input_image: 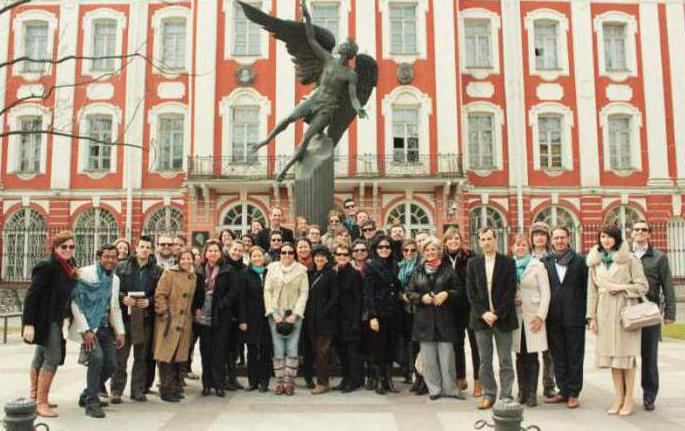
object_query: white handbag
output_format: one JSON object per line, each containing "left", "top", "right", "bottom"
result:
{"left": 621, "top": 295, "right": 662, "bottom": 331}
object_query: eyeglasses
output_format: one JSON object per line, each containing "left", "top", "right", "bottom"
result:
{"left": 280, "top": 250, "right": 295, "bottom": 256}
{"left": 403, "top": 248, "right": 417, "bottom": 253}
{"left": 59, "top": 244, "right": 76, "bottom": 250}
{"left": 633, "top": 227, "right": 650, "bottom": 232}
{"left": 335, "top": 252, "right": 350, "bottom": 257}
{"left": 159, "top": 242, "right": 173, "bottom": 247}
{"left": 271, "top": 238, "right": 283, "bottom": 242}
{"left": 377, "top": 245, "right": 391, "bottom": 250}
{"left": 352, "top": 248, "right": 367, "bottom": 253}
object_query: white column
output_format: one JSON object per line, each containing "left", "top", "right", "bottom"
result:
{"left": 501, "top": 0, "right": 528, "bottom": 189}
{"left": 193, "top": 0, "right": 218, "bottom": 158}
{"left": 0, "top": 9, "right": 10, "bottom": 173}
{"left": 49, "top": 2, "right": 79, "bottom": 189}
{"left": 433, "top": 0, "right": 458, "bottom": 166}
{"left": 666, "top": 1, "right": 685, "bottom": 186}
{"left": 354, "top": 0, "right": 377, "bottom": 171}
{"left": 571, "top": 0, "right": 600, "bottom": 187}
{"left": 275, "top": 0, "right": 296, "bottom": 158}
{"left": 640, "top": 1, "right": 672, "bottom": 187}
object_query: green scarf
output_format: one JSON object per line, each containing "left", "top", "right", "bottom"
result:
{"left": 601, "top": 250, "right": 615, "bottom": 269}
{"left": 515, "top": 255, "right": 532, "bottom": 283}
{"left": 72, "top": 263, "right": 113, "bottom": 330}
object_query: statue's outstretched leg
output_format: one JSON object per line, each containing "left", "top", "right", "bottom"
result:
{"left": 252, "top": 98, "right": 314, "bottom": 152}
{"left": 275, "top": 113, "right": 329, "bottom": 182}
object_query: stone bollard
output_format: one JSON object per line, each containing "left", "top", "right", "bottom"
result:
{"left": 3, "top": 398, "right": 49, "bottom": 431}
{"left": 474, "top": 400, "right": 541, "bottom": 431}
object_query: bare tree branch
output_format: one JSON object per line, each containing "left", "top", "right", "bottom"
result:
{"left": 0, "top": 128, "right": 148, "bottom": 152}
{"left": 0, "top": 0, "right": 31, "bottom": 16}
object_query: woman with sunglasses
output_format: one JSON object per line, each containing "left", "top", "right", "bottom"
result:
{"left": 398, "top": 239, "right": 420, "bottom": 388}
{"left": 243, "top": 247, "right": 272, "bottom": 393}
{"left": 364, "top": 235, "right": 402, "bottom": 395}
{"left": 23, "top": 231, "right": 78, "bottom": 417}
{"left": 264, "top": 242, "right": 309, "bottom": 396}
{"left": 350, "top": 240, "right": 369, "bottom": 275}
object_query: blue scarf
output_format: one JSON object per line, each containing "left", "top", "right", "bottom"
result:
{"left": 515, "top": 255, "right": 532, "bottom": 283}
{"left": 72, "top": 263, "right": 113, "bottom": 330}
{"left": 398, "top": 256, "right": 418, "bottom": 290}
{"left": 601, "top": 250, "right": 615, "bottom": 269}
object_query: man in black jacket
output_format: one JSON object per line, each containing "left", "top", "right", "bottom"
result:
{"left": 110, "top": 236, "right": 163, "bottom": 403}
{"left": 542, "top": 226, "right": 587, "bottom": 409}
{"left": 466, "top": 227, "right": 517, "bottom": 410}
{"left": 256, "top": 207, "right": 294, "bottom": 250}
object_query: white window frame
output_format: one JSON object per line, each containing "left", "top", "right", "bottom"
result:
{"left": 310, "top": 0, "right": 350, "bottom": 43}
{"left": 152, "top": 6, "right": 191, "bottom": 76}
{"left": 76, "top": 103, "right": 122, "bottom": 176}
{"left": 6, "top": 103, "right": 50, "bottom": 177}
{"left": 594, "top": 11, "right": 638, "bottom": 82}
{"left": 81, "top": 8, "right": 127, "bottom": 77}
{"left": 524, "top": 9, "right": 569, "bottom": 81}
{"left": 461, "top": 101, "right": 504, "bottom": 174}
{"left": 219, "top": 88, "right": 271, "bottom": 169}
{"left": 148, "top": 102, "right": 189, "bottom": 174}
{"left": 458, "top": 8, "right": 500, "bottom": 79}
{"left": 381, "top": 86, "right": 432, "bottom": 166}
{"left": 528, "top": 102, "right": 574, "bottom": 172}
{"left": 223, "top": 0, "right": 272, "bottom": 64}
{"left": 12, "top": 10, "right": 58, "bottom": 80}
{"left": 600, "top": 102, "right": 642, "bottom": 173}
{"left": 384, "top": 200, "right": 434, "bottom": 236}
{"left": 380, "top": 0, "right": 428, "bottom": 63}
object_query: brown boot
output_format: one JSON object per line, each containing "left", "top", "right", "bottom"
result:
{"left": 36, "top": 370, "right": 58, "bottom": 417}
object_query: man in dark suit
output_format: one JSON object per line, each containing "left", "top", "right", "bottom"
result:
{"left": 466, "top": 227, "right": 517, "bottom": 410}
{"left": 542, "top": 226, "right": 587, "bottom": 409}
{"left": 256, "top": 207, "right": 294, "bottom": 250}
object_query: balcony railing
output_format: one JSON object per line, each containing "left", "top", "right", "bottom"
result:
{"left": 187, "top": 153, "right": 463, "bottom": 180}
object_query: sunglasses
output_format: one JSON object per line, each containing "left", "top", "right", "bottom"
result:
{"left": 353, "top": 248, "right": 367, "bottom": 253}
{"left": 362, "top": 227, "right": 375, "bottom": 232}
{"left": 280, "top": 250, "right": 295, "bottom": 256}
{"left": 335, "top": 252, "right": 350, "bottom": 257}
{"left": 59, "top": 244, "right": 76, "bottom": 250}
{"left": 633, "top": 227, "right": 649, "bottom": 232}
{"left": 271, "top": 238, "right": 283, "bottom": 242}
{"left": 159, "top": 242, "right": 173, "bottom": 247}
{"left": 344, "top": 204, "right": 355, "bottom": 209}
{"left": 403, "top": 248, "right": 417, "bottom": 253}
{"left": 377, "top": 245, "right": 391, "bottom": 250}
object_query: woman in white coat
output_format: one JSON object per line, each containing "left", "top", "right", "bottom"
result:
{"left": 511, "top": 234, "right": 550, "bottom": 407}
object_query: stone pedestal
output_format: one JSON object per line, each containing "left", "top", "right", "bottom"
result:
{"left": 294, "top": 135, "right": 334, "bottom": 229}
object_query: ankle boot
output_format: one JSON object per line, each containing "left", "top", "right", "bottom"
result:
{"left": 415, "top": 376, "right": 429, "bottom": 396}
{"left": 85, "top": 397, "right": 106, "bottom": 418}
{"left": 365, "top": 367, "right": 378, "bottom": 391}
{"left": 374, "top": 366, "right": 386, "bottom": 395}
{"left": 382, "top": 364, "right": 399, "bottom": 393}
{"left": 36, "top": 370, "right": 58, "bottom": 417}
{"left": 409, "top": 372, "right": 422, "bottom": 392}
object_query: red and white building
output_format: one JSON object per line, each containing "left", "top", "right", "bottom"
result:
{"left": 1, "top": 0, "right": 685, "bottom": 277}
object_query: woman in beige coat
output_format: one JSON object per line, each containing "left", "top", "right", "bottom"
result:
{"left": 511, "top": 234, "right": 550, "bottom": 407}
{"left": 153, "top": 248, "right": 204, "bottom": 402}
{"left": 263, "top": 242, "right": 309, "bottom": 396}
{"left": 587, "top": 225, "right": 648, "bottom": 416}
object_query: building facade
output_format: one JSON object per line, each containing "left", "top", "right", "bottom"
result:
{"left": 1, "top": 0, "right": 685, "bottom": 278}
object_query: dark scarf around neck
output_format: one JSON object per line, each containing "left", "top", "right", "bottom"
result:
{"left": 552, "top": 248, "right": 574, "bottom": 266}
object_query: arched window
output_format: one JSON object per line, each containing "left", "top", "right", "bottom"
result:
{"left": 2, "top": 208, "right": 47, "bottom": 281}
{"left": 385, "top": 201, "right": 433, "bottom": 237}
{"left": 533, "top": 205, "right": 579, "bottom": 248}
{"left": 469, "top": 206, "right": 507, "bottom": 253}
{"left": 604, "top": 205, "right": 643, "bottom": 240}
{"left": 143, "top": 207, "right": 184, "bottom": 236}
{"left": 73, "top": 208, "right": 120, "bottom": 266}
{"left": 221, "top": 202, "right": 267, "bottom": 236}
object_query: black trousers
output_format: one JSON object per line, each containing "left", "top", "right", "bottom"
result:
{"left": 454, "top": 321, "right": 480, "bottom": 380}
{"left": 300, "top": 323, "right": 315, "bottom": 380}
{"left": 247, "top": 342, "right": 272, "bottom": 387}
{"left": 547, "top": 323, "right": 584, "bottom": 398}
{"left": 198, "top": 324, "right": 230, "bottom": 390}
{"left": 370, "top": 314, "right": 399, "bottom": 368}
{"left": 159, "top": 362, "right": 182, "bottom": 395}
{"left": 337, "top": 339, "right": 362, "bottom": 385}
{"left": 641, "top": 324, "right": 661, "bottom": 404}
{"left": 398, "top": 312, "right": 419, "bottom": 374}
{"left": 516, "top": 330, "right": 540, "bottom": 398}
{"left": 226, "top": 323, "right": 242, "bottom": 382}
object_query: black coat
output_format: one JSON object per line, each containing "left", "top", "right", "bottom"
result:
{"left": 335, "top": 264, "right": 364, "bottom": 342}
{"left": 407, "top": 263, "right": 463, "bottom": 343}
{"left": 256, "top": 226, "right": 294, "bottom": 251}
{"left": 465, "top": 253, "right": 518, "bottom": 332}
{"left": 363, "top": 257, "right": 401, "bottom": 319}
{"left": 445, "top": 249, "right": 475, "bottom": 327}
{"left": 542, "top": 252, "right": 588, "bottom": 328}
{"left": 242, "top": 267, "right": 271, "bottom": 345}
{"left": 200, "top": 262, "right": 246, "bottom": 328}
{"left": 305, "top": 267, "right": 338, "bottom": 336}
{"left": 115, "top": 255, "right": 163, "bottom": 323}
{"left": 22, "top": 254, "right": 76, "bottom": 346}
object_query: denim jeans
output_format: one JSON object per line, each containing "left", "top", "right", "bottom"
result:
{"left": 475, "top": 326, "right": 514, "bottom": 402}
{"left": 269, "top": 318, "right": 302, "bottom": 359}
{"left": 84, "top": 328, "right": 117, "bottom": 400}
{"left": 31, "top": 322, "right": 62, "bottom": 372}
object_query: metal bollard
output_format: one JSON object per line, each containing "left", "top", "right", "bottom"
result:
{"left": 3, "top": 398, "right": 49, "bottom": 431}
{"left": 474, "top": 400, "right": 541, "bottom": 431}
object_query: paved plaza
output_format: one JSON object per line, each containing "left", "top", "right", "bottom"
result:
{"left": 1, "top": 333, "right": 684, "bottom": 431}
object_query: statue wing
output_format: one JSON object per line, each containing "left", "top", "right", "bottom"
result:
{"left": 238, "top": 1, "right": 336, "bottom": 85}
{"left": 327, "top": 54, "right": 378, "bottom": 146}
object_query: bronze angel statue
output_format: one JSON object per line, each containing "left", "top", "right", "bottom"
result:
{"left": 238, "top": 1, "right": 377, "bottom": 182}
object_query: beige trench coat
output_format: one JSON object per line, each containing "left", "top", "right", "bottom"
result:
{"left": 512, "top": 258, "right": 551, "bottom": 354}
{"left": 586, "top": 242, "right": 648, "bottom": 368}
{"left": 264, "top": 261, "right": 309, "bottom": 319}
{"left": 153, "top": 267, "right": 198, "bottom": 363}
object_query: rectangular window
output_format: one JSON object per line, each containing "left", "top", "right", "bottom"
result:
{"left": 22, "top": 22, "right": 49, "bottom": 73}
{"left": 534, "top": 21, "right": 558, "bottom": 70}
{"left": 92, "top": 20, "right": 117, "bottom": 71}
{"left": 464, "top": 19, "right": 492, "bottom": 68}
{"left": 85, "top": 116, "right": 113, "bottom": 172}
{"left": 608, "top": 115, "right": 631, "bottom": 170}
{"left": 468, "top": 113, "right": 495, "bottom": 170}
{"left": 389, "top": 4, "right": 417, "bottom": 55}
{"left": 603, "top": 23, "right": 627, "bottom": 71}
{"left": 157, "top": 115, "right": 184, "bottom": 171}
{"left": 232, "top": 107, "right": 259, "bottom": 164}
{"left": 538, "top": 115, "right": 563, "bottom": 169}
{"left": 18, "top": 117, "right": 42, "bottom": 173}
{"left": 161, "top": 19, "right": 186, "bottom": 70}
{"left": 312, "top": 2, "right": 339, "bottom": 40}
{"left": 233, "top": 2, "right": 261, "bottom": 56}
{"left": 392, "top": 107, "right": 419, "bottom": 163}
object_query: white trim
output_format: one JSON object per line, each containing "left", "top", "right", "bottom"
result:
{"left": 81, "top": 8, "right": 127, "bottom": 78}
{"left": 433, "top": 0, "right": 458, "bottom": 161}
{"left": 379, "top": 0, "right": 429, "bottom": 63}
{"left": 384, "top": 199, "right": 434, "bottom": 234}
{"left": 528, "top": 102, "right": 574, "bottom": 171}
{"left": 524, "top": 8, "right": 569, "bottom": 81}
{"left": 666, "top": 1, "right": 685, "bottom": 182}
{"left": 147, "top": 102, "right": 190, "bottom": 173}
{"left": 12, "top": 10, "right": 59, "bottom": 81}
{"left": 151, "top": 6, "right": 191, "bottom": 76}
{"left": 275, "top": 0, "right": 296, "bottom": 158}
{"left": 193, "top": 0, "right": 218, "bottom": 158}
{"left": 461, "top": 101, "right": 505, "bottom": 174}
{"left": 457, "top": 8, "right": 501, "bottom": 79}
{"left": 218, "top": 88, "right": 271, "bottom": 167}
{"left": 76, "top": 103, "right": 123, "bottom": 176}
{"left": 310, "top": 0, "right": 351, "bottom": 43}
{"left": 599, "top": 102, "right": 642, "bottom": 173}
{"left": 593, "top": 11, "right": 638, "bottom": 82}
{"left": 381, "top": 86, "right": 432, "bottom": 165}
{"left": 355, "top": 0, "right": 378, "bottom": 171}
{"left": 6, "top": 103, "right": 51, "bottom": 177}
{"left": 223, "top": 0, "right": 272, "bottom": 65}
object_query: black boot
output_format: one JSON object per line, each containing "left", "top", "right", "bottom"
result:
{"left": 415, "top": 376, "right": 428, "bottom": 396}
{"left": 305, "top": 377, "right": 316, "bottom": 390}
{"left": 333, "top": 378, "right": 347, "bottom": 391}
{"left": 365, "top": 367, "right": 378, "bottom": 391}
{"left": 409, "top": 372, "right": 422, "bottom": 392}
{"left": 382, "top": 364, "right": 399, "bottom": 393}
{"left": 79, "top": 391, "right": 108, "bottom": 407}
{"left": 342, "top": 377, "right": 361, "bottom": 393}
{"left": 85, "top": 397, "right": 106, "bottom": 418}
{"left": 375, "top": 366, "right": 387, "bottom": 395}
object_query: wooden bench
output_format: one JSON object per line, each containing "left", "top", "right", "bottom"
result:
{"left": 0, "top": 288, "right": 23, "bottom": 344}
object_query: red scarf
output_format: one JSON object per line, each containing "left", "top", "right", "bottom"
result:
{"left": 424, "top": 258, "right": 442, "bottom": 272}
{"left": 298, "top": 255, "right": 313, "bottom": 270}
{"left": 56, "top": 253, "right": 77, "bottom": 279}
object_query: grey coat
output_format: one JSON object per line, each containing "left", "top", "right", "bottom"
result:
{"left": 635, "top": 245, "right": 676, "bottom": 321}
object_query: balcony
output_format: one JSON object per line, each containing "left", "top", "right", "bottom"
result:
{"left": 187, "top": 154, "right": 463, "bottom": 181}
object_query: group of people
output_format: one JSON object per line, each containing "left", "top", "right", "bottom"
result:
{"left": 20, "top": 199, "right": 676, "bottom": 421}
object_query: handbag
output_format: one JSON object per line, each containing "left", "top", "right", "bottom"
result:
{"left": 621, "top": 295, "right": 661, "bottom": 331}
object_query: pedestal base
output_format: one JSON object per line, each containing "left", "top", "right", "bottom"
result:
{"left": 294, "top": 135, "right": 334, "bottom": 229}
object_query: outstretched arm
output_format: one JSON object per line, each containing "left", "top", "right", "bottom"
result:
{"left": 301, "top": 1, "right": 330, "bottom": 61}
{"left": 348, "top": 74, "right": 367, "bottom": 119}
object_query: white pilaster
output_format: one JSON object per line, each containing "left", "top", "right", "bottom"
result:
{"left": 193, "top": 0, "right": 218, "bottom": 158}
{"left": 666, "top": 1, "right": 685, "bottom": 185}
{"left": 355, "top": 0, "right": 377, "bottom": 170}
{"left": 640, "top": 1, "right": 672, "bottom": 187}
{"left": 50, "top": 2, "right": 79, "bottom": 189}
{"left": 433, "top": 0, "right": 458, "bottom": 163}
{"left": 572, "top": 0, "right": 600, "bottom": 187}
{"left": 0, "top": 9, "right": 10, "bottom": 175}
{"left": 275, "top": 0, "right": 296, "bottom": 158}
{"left": 501, "top": 0, "right": 528, "bottom": 188}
